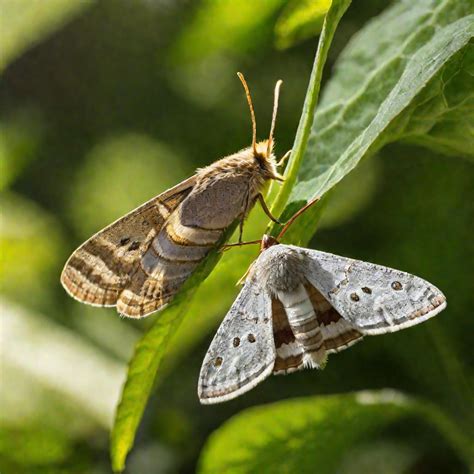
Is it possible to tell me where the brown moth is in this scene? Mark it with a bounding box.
[61,73,288,318]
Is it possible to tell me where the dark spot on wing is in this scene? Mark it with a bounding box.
[128,241,140,251]
[247,334,256,343]
[233,337,240,347]
[119,237,130,246]
[362,287,372,294]
[350,292,360,302]
[391,281,402,291]
[214,357,223,367]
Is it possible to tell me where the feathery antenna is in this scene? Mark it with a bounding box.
[267,79,283,157]
[237,72,257,155]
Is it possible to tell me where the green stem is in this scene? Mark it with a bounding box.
[269,0,352,226]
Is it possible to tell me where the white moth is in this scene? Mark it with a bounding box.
[198,200,447,404]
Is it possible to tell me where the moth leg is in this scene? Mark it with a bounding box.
[238,217,245,243]
[220,239,261,252]
[257,193,283,225]
[237,189,254,243]
[277,149,291,168]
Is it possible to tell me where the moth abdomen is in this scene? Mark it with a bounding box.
[278,284,326,369]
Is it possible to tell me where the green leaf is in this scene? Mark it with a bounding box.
[279,1,474,242]
[0,0,95,72]
[275,0,331,50]
[269,0,352,235]
[110,303,186,473]
[198,390,473,474]
[110,1,351,470]
[110,227,235,473]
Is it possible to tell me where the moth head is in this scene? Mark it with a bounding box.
[237,72,284,182]
[261,234,279,251]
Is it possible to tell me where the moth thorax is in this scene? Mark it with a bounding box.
[258,247,306,295]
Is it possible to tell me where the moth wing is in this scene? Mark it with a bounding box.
[198,279,275,404]
[272,284,363,376]
[298,247,446,335]
[61,176,196,309]
[271,297,304,374]
[305,283,363,354]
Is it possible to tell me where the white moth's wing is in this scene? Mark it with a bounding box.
[296,247,446,335]
[198,278,275,404]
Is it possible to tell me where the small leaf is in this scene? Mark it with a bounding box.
[0,0,95,72]
[198,390,473,474]
[275,0,331,50]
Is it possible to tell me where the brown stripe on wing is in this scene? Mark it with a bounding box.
[273,354,303,374]
[166,212,224,246]
[61,182,193,308]
[152,227,211,263]
[116,266,186,318]
[117,218,222,318]
[61,236,141,307]
[272,298,295,347]
[359,294,446,333]
[62,254,125,305]
[305,283,363,354]
[271,298,305,374]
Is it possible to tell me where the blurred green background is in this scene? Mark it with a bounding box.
[1,0,472,473]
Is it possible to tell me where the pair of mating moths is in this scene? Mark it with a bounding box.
[61,74,447,404]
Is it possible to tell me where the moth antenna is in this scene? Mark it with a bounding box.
[237,72,257,156]
[277,197,320,241]
[267,79,283,157]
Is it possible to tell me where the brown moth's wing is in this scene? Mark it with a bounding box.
[61,176,196,311]
[305,283,363,354]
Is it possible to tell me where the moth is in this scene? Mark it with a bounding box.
[61,73,288,318]
[198,199,447,403]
